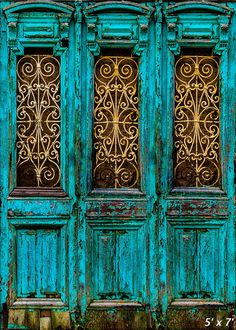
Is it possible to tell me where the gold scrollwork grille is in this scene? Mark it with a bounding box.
[174,55,221,187]
[16,55,61,187]
[93,56,140,189]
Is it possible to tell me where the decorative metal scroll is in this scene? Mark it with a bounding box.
[93,56,140,189]
[16,55,61,187]
[174,56,220,187]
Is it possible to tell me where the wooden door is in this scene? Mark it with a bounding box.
[0,1,235,330]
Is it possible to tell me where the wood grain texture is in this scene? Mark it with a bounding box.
[0,1,235,329]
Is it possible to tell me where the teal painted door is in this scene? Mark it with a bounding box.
[0,3,78,328]
[0,1,235,330]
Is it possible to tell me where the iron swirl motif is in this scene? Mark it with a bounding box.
[16,55,61,187]
[174,56,220,187]
[93,56,140,188]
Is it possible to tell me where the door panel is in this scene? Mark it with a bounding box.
[11,218,68,306]
[16,228,65,299]
[176,229,197,296]
[87,221,146,303]
[168,221,226,300]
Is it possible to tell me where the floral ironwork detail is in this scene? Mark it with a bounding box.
[16,55,61,187]
[93,56,140,188]
[174,56,220,187]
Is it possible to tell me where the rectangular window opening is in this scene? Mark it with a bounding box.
[173,51,221,188]
[92,51,140,189]
[16,53,61,189]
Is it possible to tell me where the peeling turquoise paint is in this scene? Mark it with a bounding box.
[0,1,235,329]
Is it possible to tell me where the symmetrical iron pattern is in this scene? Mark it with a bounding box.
[93,56,140,188]
[174,56,220,187]
[16,55,61,187]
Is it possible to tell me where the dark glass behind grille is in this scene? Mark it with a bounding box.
[173,55,221,187]
[16,55,61,187]
[93,55,140,189]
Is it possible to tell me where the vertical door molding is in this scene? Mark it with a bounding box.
[162,1,234,312]
[2,0,75,317]
[80,0,155,310]
[0,2,11,319]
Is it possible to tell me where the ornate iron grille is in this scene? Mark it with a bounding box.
[16,55,60,187]
[174,56,220,187]
[93,56,139,189]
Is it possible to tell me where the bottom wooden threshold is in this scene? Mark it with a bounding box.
[170,299,225,307]
[89,300,143,308]
[12,298,64,308]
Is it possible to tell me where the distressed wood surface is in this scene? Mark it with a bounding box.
[0,1,235,330]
